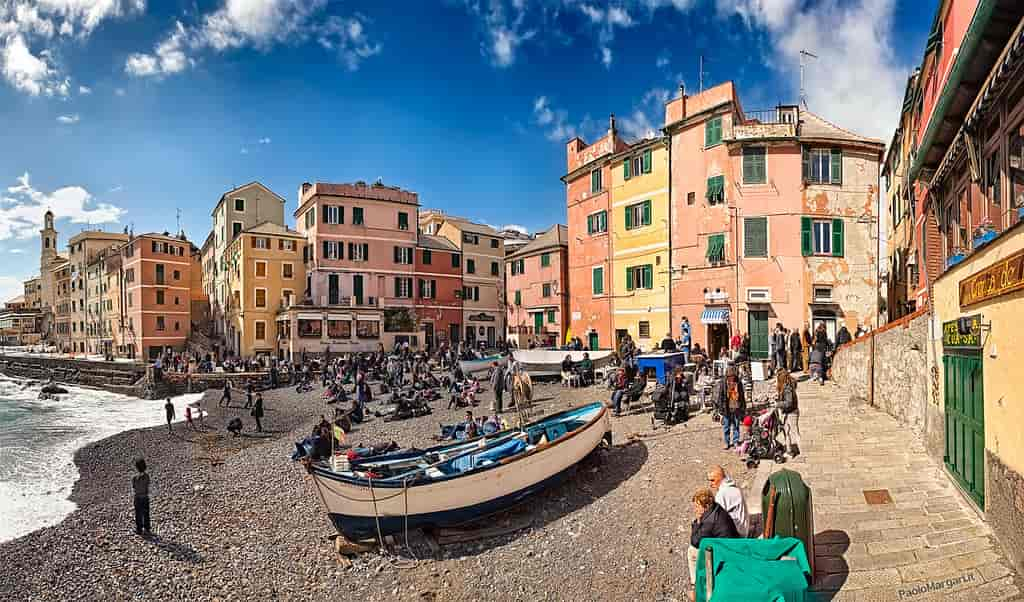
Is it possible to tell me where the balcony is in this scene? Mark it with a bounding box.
[731,107,798,141]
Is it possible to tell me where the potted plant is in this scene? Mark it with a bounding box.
[972,217,997,249]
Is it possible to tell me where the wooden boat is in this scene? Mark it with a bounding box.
[459,353,506,375]
[304,402,611,540]
[512,349,614,378]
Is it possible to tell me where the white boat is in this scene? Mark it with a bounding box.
[303,402,611,540]
[512,349,615,378]
[459,353,506,375]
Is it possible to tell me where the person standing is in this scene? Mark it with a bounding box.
[789,327,803,372]
[490,361,505,413]
[219,380,231,407]
[245,381,254,409]
[716,366,745,449]
[164,398,175,434]
[251,392,264,433]
[680,317,692,363]
[132,458,152,536]
[777,370,800,457]
[802,325,813,373]
[773,325,787,376]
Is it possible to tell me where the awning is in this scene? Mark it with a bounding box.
[356,314,380,321]
[700,308,730,324]
[706,234,725,261]
[297,313,322,321]
[327,314,352,321]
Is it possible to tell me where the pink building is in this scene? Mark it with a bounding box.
[289,181,420,353]
[505,225,569,347]
[664,83,884,359]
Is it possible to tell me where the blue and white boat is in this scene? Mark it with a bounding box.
[458,353,506,375]
[304,402,611,540]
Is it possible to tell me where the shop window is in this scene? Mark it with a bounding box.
[327,320,351,339]
[298,319,322,338]
[357,320,380,338]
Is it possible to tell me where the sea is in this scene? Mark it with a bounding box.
[0,374,201,543]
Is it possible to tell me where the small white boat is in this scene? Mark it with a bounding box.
[303,402,611,540]
[459,353,506,375]
[512,349,614,378]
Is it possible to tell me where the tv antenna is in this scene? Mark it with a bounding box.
[799,49,818,109]
[699,54,707,93]
[176,208,182,235]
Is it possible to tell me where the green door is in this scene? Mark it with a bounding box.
[353,275,364,305]
[944,353,985,508]
[749,311,769,360]
[534,312,544,334]
[588,332,599,351]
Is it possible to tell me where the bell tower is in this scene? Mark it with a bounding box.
[40,209,57,269]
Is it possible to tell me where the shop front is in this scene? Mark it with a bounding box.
[699,306,731,360]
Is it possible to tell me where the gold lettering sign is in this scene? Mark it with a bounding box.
[942,317,981,350]
[959,247,1024,308]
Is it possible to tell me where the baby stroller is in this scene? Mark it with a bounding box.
[650,379,689,425]
[744,407,786,469]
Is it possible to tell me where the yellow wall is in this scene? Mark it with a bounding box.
[931,226,1024,473]
[610,142,670,350]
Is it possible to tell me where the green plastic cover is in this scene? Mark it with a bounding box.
[695,537,811,602]
[761,469,815,575]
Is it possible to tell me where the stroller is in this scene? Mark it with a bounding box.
[744,407,786,469]
[650,378,690,425]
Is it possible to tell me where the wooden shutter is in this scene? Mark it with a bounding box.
[593,268,602,294]
[642,149,652,173]
[515,290,521,305]
[339,206,344,224]
[832,218,844,257]
[800,217,813,256]
[601,211,607,231]
[393,246,400,263]
[322,241,329,258]
[337,241,344,259]
[362,243,369,260]
[801,146,810,182]
[322,206,328,224]
[643,265,653,289]
[348,242,354,258]
[831,149,843,184]
[623,158,631,180]
[394,278,401,298]
[625,206,633,229]
[642,200,652,226]
[587,214,594,234]
[431,280,437,298]
[744,217,767,258]
[625,267,634,291]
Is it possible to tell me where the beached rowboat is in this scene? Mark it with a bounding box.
[512,349,614,378]
[458,353,506,375]
[304,402,611,540]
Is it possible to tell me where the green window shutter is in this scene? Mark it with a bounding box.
[322,206,328,224]
[800,217,813,256]
[706,177,714,200]
[587,214,594,234]
[547,309,555,323]
[515,290,521,305]
[591,170,600,192]
[705,117,722,147]
[642,200,652,226]
[743,147,766,184]
[831,148,843,184]
[348,242,354,258]
[322,241,329,258]
[541,253,550,267]
[744,217,767,258]
[600,211,607,232]
[623,158,631,180]
[706,234,725,262]
[832,218,845,257]
[625,206,633,230]
[625,267,635,291]
[423,249,431,264]
[642,149,652,173]
[592,267,602,294]
[339,206,344,224]
[394,278,401,298]
[643,265,653,289]
[801,146,810,182]
[362,243,369,260]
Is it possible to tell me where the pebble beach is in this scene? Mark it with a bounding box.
[0,376,753,601]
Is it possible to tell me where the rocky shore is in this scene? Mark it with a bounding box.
[0,376,754,601]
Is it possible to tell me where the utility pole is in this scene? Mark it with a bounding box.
[799,49,818,109]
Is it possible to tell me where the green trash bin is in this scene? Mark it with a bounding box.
[761,469,814,576]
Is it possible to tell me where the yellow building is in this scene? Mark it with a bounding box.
[609,137,670,350]
[223,222,306,359]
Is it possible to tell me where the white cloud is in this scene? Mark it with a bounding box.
[240,147,248,154]
[56,113,78,123]
[656,51,669,68]
[0,172,125,240]
[618,87,671,140]
[127,1,380,78]
[460,0,536,68]
[0,33,64,96]
[532,95,578,142]
[0,276,23,305]
[501,224,529,235]
[77,83,90,94]
[258,137,270,144]
[108,185,123,193]
[9,248,24,253]
[575,4,634,68]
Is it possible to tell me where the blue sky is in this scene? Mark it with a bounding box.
[0,0,936,300]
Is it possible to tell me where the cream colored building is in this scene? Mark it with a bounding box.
[66,230,129,354]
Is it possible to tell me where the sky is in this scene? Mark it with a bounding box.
[0,0,937,302]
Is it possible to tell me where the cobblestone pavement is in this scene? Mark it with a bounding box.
[748,379,1023,602]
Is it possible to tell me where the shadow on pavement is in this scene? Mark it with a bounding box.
[809,529,850,600]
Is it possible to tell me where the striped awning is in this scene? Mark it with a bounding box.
[700,308,730,324]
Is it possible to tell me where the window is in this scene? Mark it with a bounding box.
[510,258,524,275]
[279,239,296,251]
[803,147,843,185]
[490,238,499,249]
[451,253,461,268]
[541,253,551,267]
[255,261,267,278]
[255,321,266,341]
[394,246,413,265]
[234,198,245,212]
[282,263,293,278]
[705,116,723,147]
[462,232,479,245]
[706,175,725,204]
[352,207,364,225]
[514,290,521,305]
[174,296,180,306]
[327,319,351,339]
[152,241,158,253]
[491,261,499,276]
[255,288,267,308]
[155,264,165,284]
[232,222,243,238]
[542,283,551,297]
[625,265,653,290]
[625,200,652,229]
[813,286,833,303]
[127,293,133,308]
[418,279,437,299]
[547,309,556,323]
[348,242,369,261]
[587,210,608,234]
[706,234,725,264]
[282,289,294,308]
[687,192,695,205]
[743,147,767,184]
[324,205,344,224]
[398,212,409,230]
[356,320,380,338]
[155,290,165,305]
[254,237,270,249]
[394,277,413,298]
[125,268,135,283]
[422,249,432,265]
[304,208,316,228]
[590,168,602,193]
[623,149,652,179]
[298,318,322,338]
[986,151,1002,206]
[462,286,480,301]
[743,217,768,258]
[638,321,651,338]
[466,259,475,274]
[172,269,181,281]
[156,316,165,331]
[801,218,845,257]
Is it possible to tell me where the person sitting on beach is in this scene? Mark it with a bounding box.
[132,457,152,536]
[464,411,479,438]
[687,487,739,599]
[609,368,628,417]
[579,353,594,386]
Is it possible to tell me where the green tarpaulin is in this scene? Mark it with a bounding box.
[695,537,811,602]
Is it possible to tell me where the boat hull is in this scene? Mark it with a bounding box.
[512,349,614,378]
[459,354,506,375]
[310,404,610,540]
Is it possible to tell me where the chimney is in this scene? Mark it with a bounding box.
[299,182,312,201]
[609,113,616,136]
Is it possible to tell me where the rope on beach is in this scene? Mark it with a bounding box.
[368,475,386,551]
[402,477,418,561]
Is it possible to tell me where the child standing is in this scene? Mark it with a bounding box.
[184,405,194,430]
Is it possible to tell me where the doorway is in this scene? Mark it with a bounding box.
[487,326,496,348]
[449,323,460,344]
[812,310,837,343]
[943,352,985,508]
[422,323,434,351]
[748,310,769,360]
[465,325,476,346]
[708,324,729,360]
[588,331,600,351]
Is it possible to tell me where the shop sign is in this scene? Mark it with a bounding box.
[942,315,982,350]
[959,247,1024,307]
[468,313,495,322]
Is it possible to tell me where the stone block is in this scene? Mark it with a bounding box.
[977,562,1012,582]
[914,537,993,562]
[838,568,903,591]
[948,549,1002,571]
[866,537,925,555]
[923,525,990,547]
[896,558,957,582]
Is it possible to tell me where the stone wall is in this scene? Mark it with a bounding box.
[987,450,1024,573]
[0,356,145,396]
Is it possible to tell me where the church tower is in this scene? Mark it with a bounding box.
[40,209,57,269]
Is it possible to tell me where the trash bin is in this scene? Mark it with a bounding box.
[762,469,814,575]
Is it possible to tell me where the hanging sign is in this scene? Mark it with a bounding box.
[942,315,982,350]
[959,247,1024,307]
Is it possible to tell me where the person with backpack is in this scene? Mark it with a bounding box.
[776,370,800,457]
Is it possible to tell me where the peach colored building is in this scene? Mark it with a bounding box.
[506,225,569,347]
[120,233,200,360]
[664,82,884,359]
[415,234,463,350]
[287,181,419,354]
[563,117,629,350]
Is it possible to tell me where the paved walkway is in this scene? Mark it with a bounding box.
[746,380,1022,602]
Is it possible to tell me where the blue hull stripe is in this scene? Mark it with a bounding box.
[329,463,578,540]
